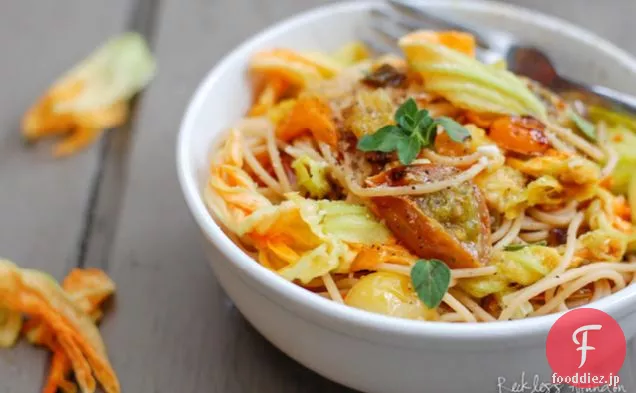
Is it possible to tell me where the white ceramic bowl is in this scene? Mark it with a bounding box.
[177,2,636,392]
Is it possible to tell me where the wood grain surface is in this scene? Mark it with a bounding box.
[96,0,350,391]
[0,1,132,392]
[1,1,635,392]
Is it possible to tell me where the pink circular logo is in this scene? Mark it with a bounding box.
[546,308,626,388]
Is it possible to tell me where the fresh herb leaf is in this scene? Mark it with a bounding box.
[395,97,418,122]
[436,117,472,143]
[410,259,451,309]
[569,110,596,141]
[504,240,548,251]
[414,108,431,125]
[397,135,421,165]
[357,125,406,152]
[398,114,415,131]
[356,98,471,165]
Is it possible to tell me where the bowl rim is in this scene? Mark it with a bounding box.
[177,0,636,341]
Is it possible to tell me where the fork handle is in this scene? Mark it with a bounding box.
[554,76,636,114]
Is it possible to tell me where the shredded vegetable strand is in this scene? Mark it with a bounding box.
[242,137,284,195]
[322,273,345,304]
[266,127,292,192]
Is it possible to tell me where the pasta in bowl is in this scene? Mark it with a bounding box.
[177,2,636,392]
[204,29,635,323]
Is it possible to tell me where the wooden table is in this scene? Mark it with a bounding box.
[1,1,635,392]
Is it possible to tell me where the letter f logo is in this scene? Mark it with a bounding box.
[572,324,603,368]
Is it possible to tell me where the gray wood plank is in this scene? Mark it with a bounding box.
[97,0,355,391]
[0,1,132,392]
[98,0,635,392]
[76,0,162,273]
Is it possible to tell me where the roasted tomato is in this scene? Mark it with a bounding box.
[488,115,550,156]
[366,164,491,268]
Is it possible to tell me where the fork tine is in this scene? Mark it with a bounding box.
[371,8,422,35]
[370,11,406,41]
[359,21,399,54]
[387,0,495,50]
[367,4,505,63]
[372,25,402,44]
[363,8,409,55]
[361,36,401,56]
[371,8,493,53]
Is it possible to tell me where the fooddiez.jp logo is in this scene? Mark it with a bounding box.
[572,324,602,369]
[546,308,626,388]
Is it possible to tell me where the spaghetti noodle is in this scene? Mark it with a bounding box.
[203,31,636,323]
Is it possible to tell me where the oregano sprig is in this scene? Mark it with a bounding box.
[357,98,471,165]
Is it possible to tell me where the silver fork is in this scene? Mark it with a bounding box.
[367,0,636,114]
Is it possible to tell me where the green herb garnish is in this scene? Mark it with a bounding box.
[504,240,548,251]
[569,110,596,141]
[410,259,451,309]
[357,98,471,165]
